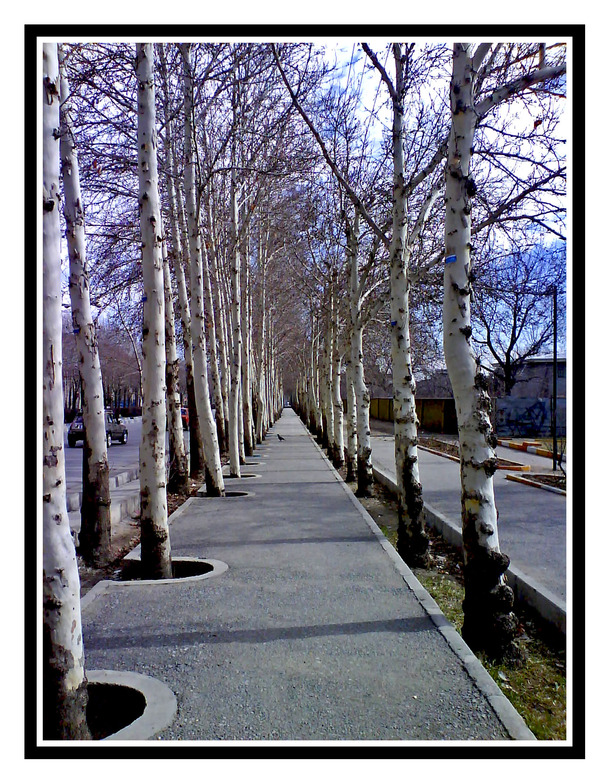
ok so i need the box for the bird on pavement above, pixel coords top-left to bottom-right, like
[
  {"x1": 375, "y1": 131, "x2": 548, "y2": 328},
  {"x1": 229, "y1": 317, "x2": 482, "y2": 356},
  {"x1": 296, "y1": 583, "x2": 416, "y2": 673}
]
[{"x1": 277, "y1": 434, "x2": 285, "y2": 441}]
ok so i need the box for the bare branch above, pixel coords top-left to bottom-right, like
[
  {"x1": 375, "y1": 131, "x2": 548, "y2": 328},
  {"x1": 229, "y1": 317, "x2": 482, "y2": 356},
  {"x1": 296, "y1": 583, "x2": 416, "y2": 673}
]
[
  {"x1": 474, "y1": 63, "x2": 566, "y2": 119},
  {"x1": 270, "y1": 43, "x2": 389, "y2": 250},
  {"x1": 361, "y1": 43, "x2": 397, "y2": 103},
  {"x1": 472, "y1": 43, "x2": 493, "y2": 72}
]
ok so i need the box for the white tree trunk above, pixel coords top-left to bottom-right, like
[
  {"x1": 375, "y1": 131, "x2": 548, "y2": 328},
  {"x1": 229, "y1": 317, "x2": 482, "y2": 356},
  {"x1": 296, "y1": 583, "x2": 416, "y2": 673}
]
[
  {"x1": 320, "y1": 322, "x2": 334, "y2": 452},
  {"x1": 352, "y1": 316, "x2": 373, "y2": 497},
  {"x1": 203, "y1": 201, "x2": 227, "y2": 453},
  {"x1": 389, "y1": 44, "x2": 428, "y2": 566},
  {"x1": 344, "y1": 354, "x2": 358, "y2": 482},
  {"x1": 238, "y1": 373, "x2": 246, "y2": 463},
  {"x1": 162, "y1": 235, "x2": 188, "y2": 494},
  {"x1": 181, "y1": 43, "x2": 225, "y2": 495},
  {"x1": 267, "y1": 321, "x2": 277, "y2": 425},
  {"x1": 136, "y1": 43, "x2": 172, "y2": 579},
  {"x1": 444, "y1": 43, "x2": 517, "y2": 660},
  {"x1": 228, "y1": 169, "x2": 242, "y2": 477},
  {"x1": 173, "y1": 165, "x2": 205, "y2": 476},
  {"x1": 312, "y1": 327, "x2": 323, "y2": 440},
  {"x1": 42, "y1": 42, "x2": 89, "y2": 739},
  {"x1": 331, "y1": 309, "x2": 344, "y2": 469},
  {"x1": 267, "y1": 329, "x2": 275, "y2": 427},
  {"x1": 158, "y1": 47, "x2": 201, "y2": 478},
  {"x1": 241, "y1": 231, "x2": 255, "y2": 456},
  {"x1": 255, "y1": 241, "x2": 268, "y2": 443},
  {"x1": 347, "y1": 211, "x2": 373, "y2": 496},
  {"x1": 307, "y1": 313, "x2": 322, "y2": 438},
  {"x1": 209, "y1": 235, "x2": 231, "y2": 442},
  {"x1": 59, "y1": 47, "x2": 111, "y2": 566}
]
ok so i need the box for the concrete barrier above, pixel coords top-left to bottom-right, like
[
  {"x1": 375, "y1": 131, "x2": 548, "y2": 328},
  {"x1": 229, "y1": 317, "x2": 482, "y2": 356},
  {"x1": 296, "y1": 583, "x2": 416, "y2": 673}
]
[{"x1": 372, "y1": 465, "x2": 566, "y2": 635}]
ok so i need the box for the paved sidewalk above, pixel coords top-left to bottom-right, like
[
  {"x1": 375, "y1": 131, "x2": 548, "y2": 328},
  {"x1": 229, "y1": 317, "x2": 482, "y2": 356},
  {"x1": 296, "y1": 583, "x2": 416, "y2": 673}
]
[{"x1": 80, "y1": 409, "x2": 534, "y2": 742}]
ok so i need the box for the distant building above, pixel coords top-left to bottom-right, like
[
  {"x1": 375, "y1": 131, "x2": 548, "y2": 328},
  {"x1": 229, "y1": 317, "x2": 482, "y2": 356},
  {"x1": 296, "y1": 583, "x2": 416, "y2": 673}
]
[
  {"x1": 504, "y1": 354, "x2": 566, "y2": 399},
  {"x1": 366, "y1": 355, "x2": 567, "y2": 437},
  {"x1": 493, "y1": 354, "x2": 567, "y2": 437},
  {"x1": 414, "y1": 369, "x2": 453, "y2": 399}
]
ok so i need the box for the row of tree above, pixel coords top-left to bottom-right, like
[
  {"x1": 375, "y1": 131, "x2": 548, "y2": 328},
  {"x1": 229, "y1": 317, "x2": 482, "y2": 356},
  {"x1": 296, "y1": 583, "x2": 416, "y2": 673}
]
[
  {"x1": 42, "y1": 40, "x2": 566, "y2": 738},
  {"x1": 43, "y1": 41, "x2": 292, "y2": 738},
  {"x1": 284, "y1": 42, "x2": 565, "y2": 660}
]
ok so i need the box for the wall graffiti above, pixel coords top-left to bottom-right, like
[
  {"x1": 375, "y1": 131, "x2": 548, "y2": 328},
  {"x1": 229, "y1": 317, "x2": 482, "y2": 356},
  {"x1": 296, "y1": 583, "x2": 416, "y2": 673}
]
[{"x1": 495, "y1": 397, "x2": 566, "y2": 437}]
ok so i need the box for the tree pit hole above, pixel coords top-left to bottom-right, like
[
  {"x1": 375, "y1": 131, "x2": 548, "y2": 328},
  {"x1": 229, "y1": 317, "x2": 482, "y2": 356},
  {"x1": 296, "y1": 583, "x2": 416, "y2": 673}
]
[
  {"x1": 118, "y1": 558, "x2": 215, "y2": 581},
  {"x1": 86, "y1": 682, "x2": 146, "y2": 740},
  {"x1": 197, "y1": 488, "x2": 253, "y2": 498}
]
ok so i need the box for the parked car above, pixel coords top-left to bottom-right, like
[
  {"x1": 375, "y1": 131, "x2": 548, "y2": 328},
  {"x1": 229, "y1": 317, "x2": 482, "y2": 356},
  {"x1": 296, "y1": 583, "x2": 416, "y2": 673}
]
[{"x1": 68, "y1": 410, "x2": 128, "y2": 448}]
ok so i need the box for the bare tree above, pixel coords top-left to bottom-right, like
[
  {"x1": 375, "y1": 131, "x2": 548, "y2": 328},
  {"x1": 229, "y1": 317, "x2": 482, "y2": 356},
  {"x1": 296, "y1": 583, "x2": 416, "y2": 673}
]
[
  {"x1": 471, "y1": 241, "x2": 566, "y2": 395},
  {"x1": 156, "y1": 42, "x2": 205, "y2": 476},
  {"x1": 59, "y1": 45, "x2": 112, "y2": 566},
  {"x1": 162, "y1": 233, "x2": 189, "y2": 493},
  {"x1": 136, "y1": 43, "x2": 172, "y2": 578},
  {"x1": 180, "y1": 42, "x2": 225, "y2": 495},
  {"x1": 42, "y1": 42, "x2": 90, "y2": 739},
  {"x1": 443, "y1": 42, "x2": 565, "y2": 660}
]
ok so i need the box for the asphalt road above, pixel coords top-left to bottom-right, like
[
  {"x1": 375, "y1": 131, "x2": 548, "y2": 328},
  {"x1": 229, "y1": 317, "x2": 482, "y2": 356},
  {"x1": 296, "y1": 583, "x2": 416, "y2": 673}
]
[
  {"x1": 368, "y1": 430, "x2": 567, "y2": 602},
  {"x1": 63, "y1": 417, "x2": 142, "y2": 489}
]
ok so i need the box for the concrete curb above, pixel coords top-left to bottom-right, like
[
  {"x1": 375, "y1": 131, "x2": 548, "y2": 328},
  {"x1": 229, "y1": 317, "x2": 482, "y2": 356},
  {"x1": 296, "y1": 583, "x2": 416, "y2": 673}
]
[
  {"x1": 67, "y1": 467, "x2": 140, "y2": 513},
  {"x1": 69, "y1": 477, "x2": 141, "y2": 543},
  {"x1": 505, "y1": 472, "x2": 566, "y2": 496},
  {"x1": 310, "y1": 436, "x2": 536, "y2": 741},
  {"x1": 87, "y1": 669, "x2": 177, "y2": 741},
  {"x1": 372, "y1": 465, "x2": 566, "y2": 636},
  {"x1": 80, "y1": 558, "x2": 230, "y2": 612},
  {"x1": 496, "y1": 439, "x2": 566, "y2": 462},
  {"x1": 80, "y1": 498, "x2": 202, "y2": 612},
  {"x1": 418, "y1": 444, "x2": 531, "y2": 471}
]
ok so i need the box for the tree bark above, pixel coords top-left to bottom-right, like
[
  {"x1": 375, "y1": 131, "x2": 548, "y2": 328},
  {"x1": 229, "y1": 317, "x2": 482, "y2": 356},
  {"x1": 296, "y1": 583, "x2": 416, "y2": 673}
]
[
  {"x1": 241, "y1": 225, "x2": 255, "y2": 456},
  {"x1": 162, "y1": 235, "x2": 189, "y2": 494},
  {"x1": 209, "y1": 226, "x2": 232, "y2": 446},
  {"x1": 202, "y1": 200, "x2": 227, "y2": 453},
  {"x1": 42, "y1": 42, "x2": 90, "y2": 739},
  {"x1": 228, "y1": 164, "x2": 243, "y2": 477},
  {"x1": 136, "y1": 43, "x2": 172, "y2": 579},
  {"x1": 331, "y1": 286, "x2": 344, "y2": 469},
  {"x1": 389, "y1": 44, "x2": 429, "y2": 567},
  {"x1": 175, "y1": 174, "x2": 205, "y2": 477},
  {"x1": 59, "y1": 47, "x2": 111, "y2": 567},
  {"x1": 311, "y1": 325, "x2": 323, "y2": 440},
  {"x1": 347, "y1": 211, "x2": 373, "y2": 496},
  {"x1": 320, "y1": 318, "x2": 333, "y2": 452},
  {"x1": 344, "y1": 357, "x2": 357, "y2": 482},
  {"x1": 181, "y1": 43, "x2": 225, "y2": 496},
  {"x1": 444, "y1": 43, "x2": 519, "y2": 661},
  {"x1": 255, "y1": 238, "x2": 268, "y2": 443},
  {"x1": 157, "y1": 44, "x2": 201, "y2": 478}
]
